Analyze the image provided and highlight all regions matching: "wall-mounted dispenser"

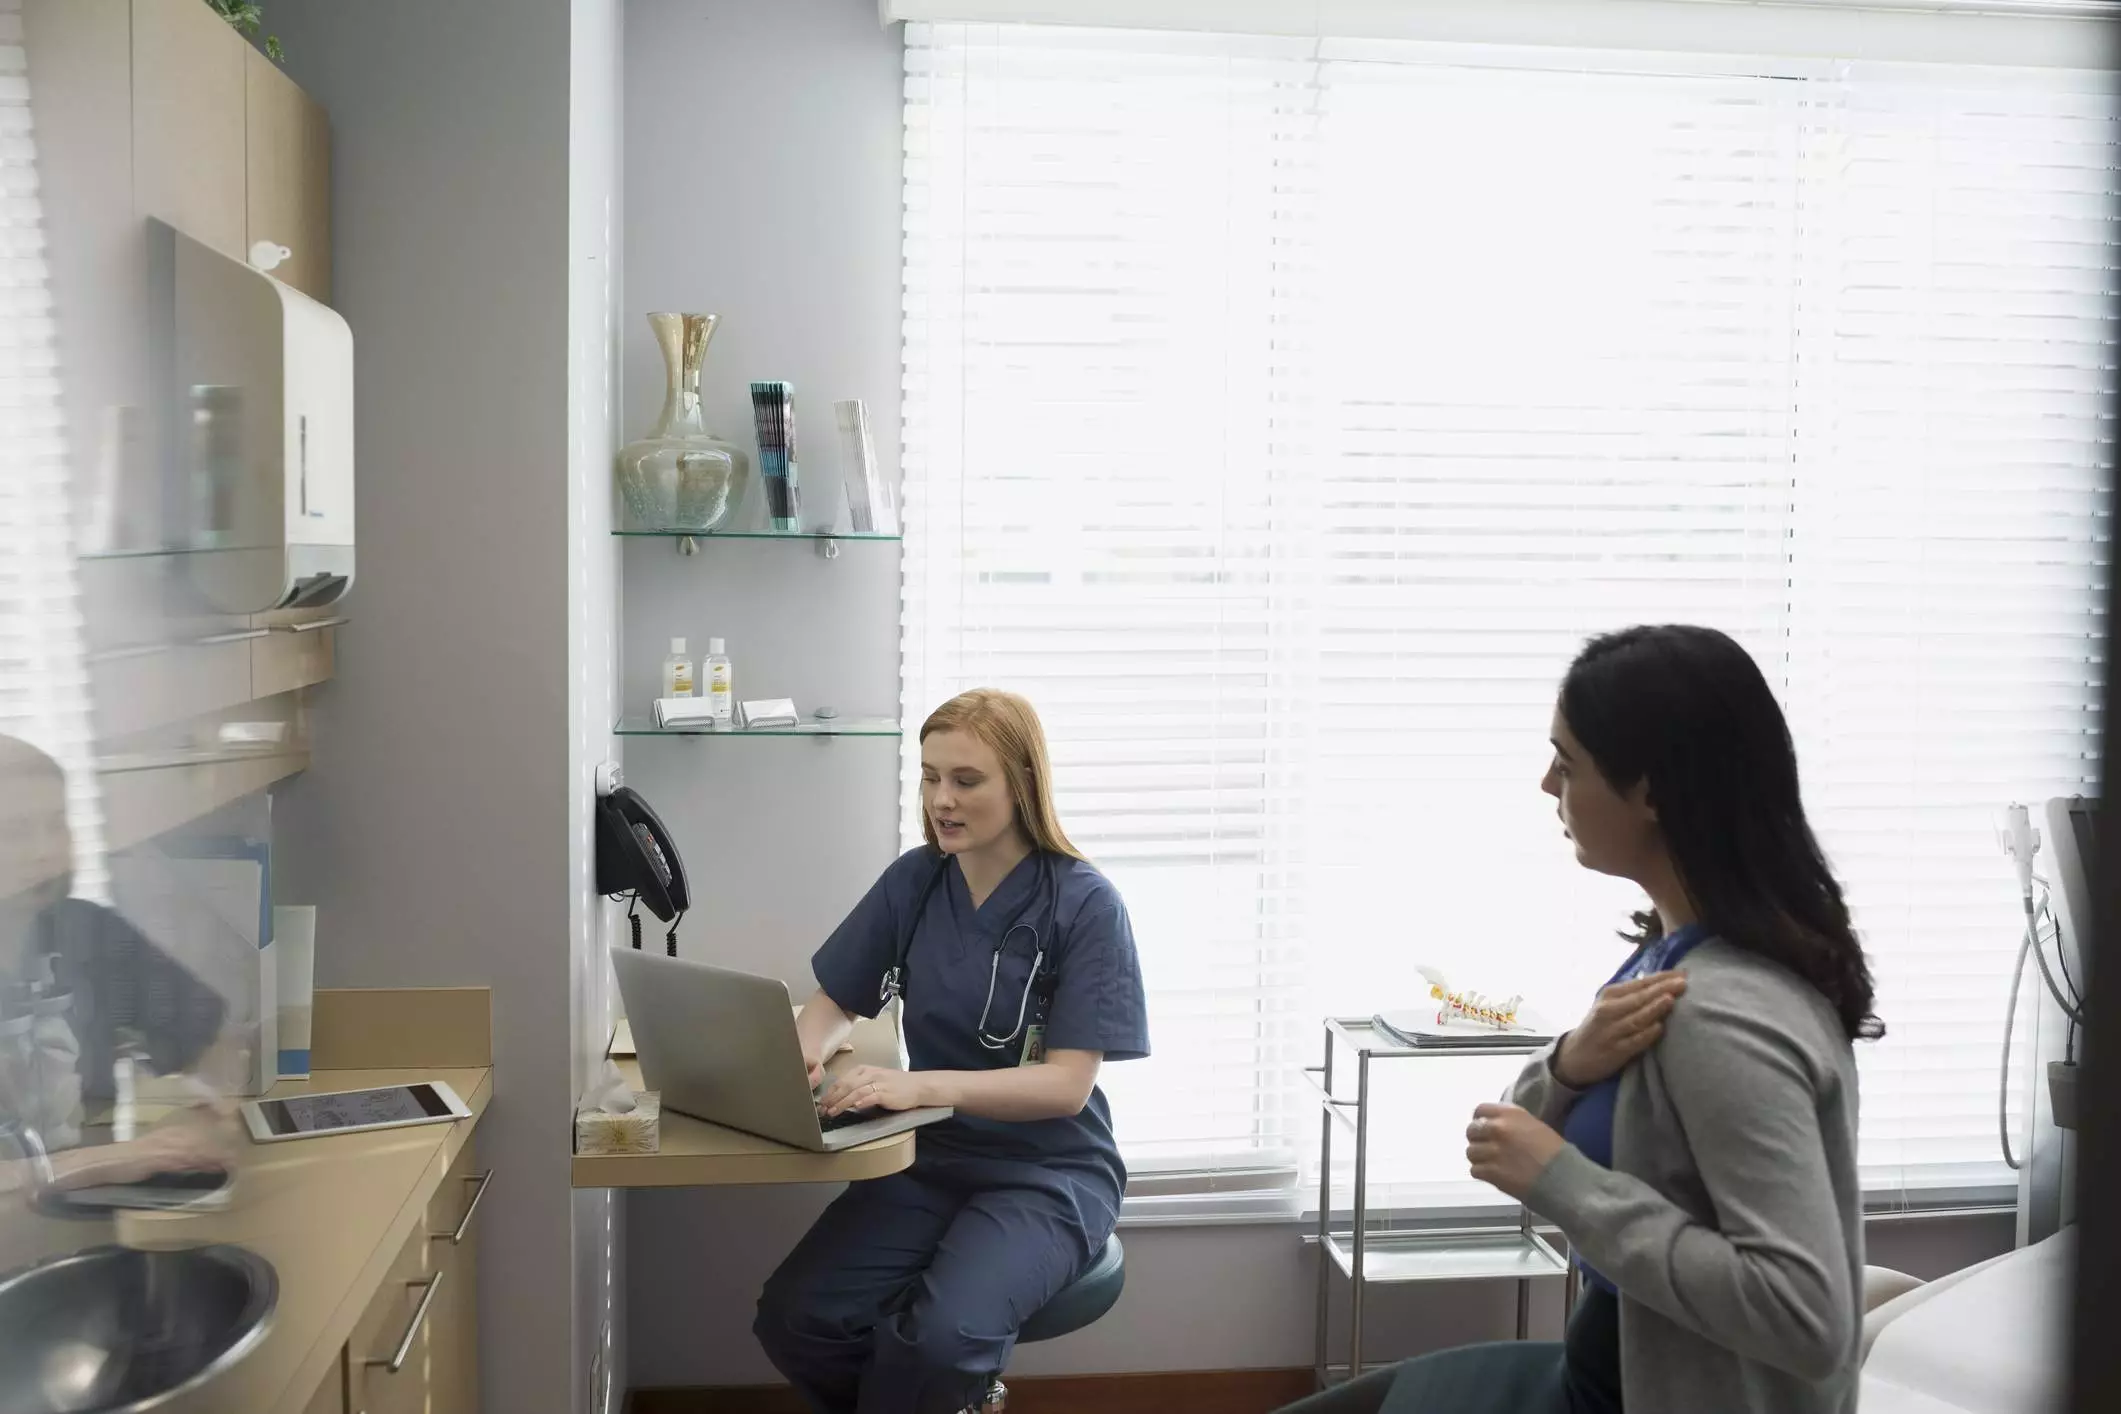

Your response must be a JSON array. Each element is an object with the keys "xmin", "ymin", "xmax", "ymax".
[{"xmin": 148, "ymin": 218, "xmax": 355, "ymax": 614}]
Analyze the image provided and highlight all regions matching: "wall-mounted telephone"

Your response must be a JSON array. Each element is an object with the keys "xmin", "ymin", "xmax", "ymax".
[{"xmin": 596, "ymin": 784, "xmax": 689, "ymax": 954}]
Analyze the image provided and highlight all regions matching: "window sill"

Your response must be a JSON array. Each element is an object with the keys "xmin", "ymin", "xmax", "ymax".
[{"xmin": 1119, "ymin": 1183, "xmax": 2017, "ymax": 1231}]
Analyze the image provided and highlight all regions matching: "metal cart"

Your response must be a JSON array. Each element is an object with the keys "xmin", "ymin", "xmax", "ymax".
[{"xmin": 1308, "ymin": 1016, "xmax": 1577, "ymax": 1389}]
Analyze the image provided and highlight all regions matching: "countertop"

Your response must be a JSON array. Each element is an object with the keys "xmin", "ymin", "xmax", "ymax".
[
  {"xmin": 140, "ymin": 1064, "xmax": 493, "ymax": 1414},
  {"xmin": 1, "ymin": 986, "xmax": 496, "ymax": 1414}
]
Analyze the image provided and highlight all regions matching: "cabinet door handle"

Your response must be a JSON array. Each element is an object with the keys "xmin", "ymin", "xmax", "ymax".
[
  {"xmin": 365, "ymin": 1270, "xmax": 444, "ymax": 1375},
  {"xmin": 432, "ymin": 1169, "xmax": 493, "ymax": 1246}
]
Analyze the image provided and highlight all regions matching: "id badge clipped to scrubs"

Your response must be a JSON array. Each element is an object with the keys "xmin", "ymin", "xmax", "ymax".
[{"xmin": 1019, "ymin": 971, "xmax": 1056, "ymax": 1066}]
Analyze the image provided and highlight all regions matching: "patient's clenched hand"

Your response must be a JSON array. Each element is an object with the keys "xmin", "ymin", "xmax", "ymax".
[{"xmin": 1465, "ymin": 1102, "xmax": 1565, "ymax": 1201}]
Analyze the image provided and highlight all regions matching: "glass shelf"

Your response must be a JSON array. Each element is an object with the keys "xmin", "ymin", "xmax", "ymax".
[
  {"xmin": 1325, "ymin": 1016, "xmax": 1553, "ymax": 1061},
  {"xmin": 95, "ymin": 742, "xmax": 306, "ymax": 775},
  {"xmin": 1321, "ymin": 1228, "xmax": 1568, "ymax": 1287},
  {"xmin": 613, "ymin": 528, "xmax": 900, "ymax": 542},
  {"xmin": 614, "ymin": 715, "xmax": 901, "ymax": 738},
  {"xmin": 77, "ymin": 544, "xmax": 232, "ymax": 561}
]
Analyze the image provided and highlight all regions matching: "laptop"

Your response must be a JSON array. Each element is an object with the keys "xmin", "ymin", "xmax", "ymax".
[{"xmin": 609, "ymin": 947, "xmax": 952, "ymax": 1153}]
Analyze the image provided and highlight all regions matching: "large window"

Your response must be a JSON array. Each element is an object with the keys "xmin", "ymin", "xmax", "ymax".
[
  {"xmin": 898, "ymin": 22, "xmax": 2114, "ymax": 1203},
  {"xmin": 1, "ymin": 0, "xmax": 104, "ymax": 898}
]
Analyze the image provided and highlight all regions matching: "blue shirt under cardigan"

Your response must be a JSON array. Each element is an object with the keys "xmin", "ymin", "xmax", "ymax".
[{"xmin": 1558, "ymin": 921, "xmax": 1711, "ymax": 1294}]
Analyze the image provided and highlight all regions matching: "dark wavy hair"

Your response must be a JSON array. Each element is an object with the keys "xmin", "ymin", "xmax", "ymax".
[{"xmin": 1560, "ymin": 625, "xmax": 1883, "ymax": 1042}]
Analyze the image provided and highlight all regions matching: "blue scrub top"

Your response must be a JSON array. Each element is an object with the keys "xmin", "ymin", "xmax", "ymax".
[
  {"xmin": 813, "ymin": 846, "xmax": 1151, "ymax": 1212},
  {"xmin": 1559, "ymin": 921, "xmax": 1710, "ymax": 1294}
]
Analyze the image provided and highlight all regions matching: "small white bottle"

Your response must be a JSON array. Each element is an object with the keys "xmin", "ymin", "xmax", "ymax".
[
  {"xmin": 662, "ymin": 637, "xmax": 695, "ymax": 698},
  {"xmin": 704, "ymin": 637, "xmax": 734, "ymax": 726}
]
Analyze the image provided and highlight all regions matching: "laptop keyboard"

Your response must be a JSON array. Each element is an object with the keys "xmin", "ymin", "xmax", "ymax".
[{"xmin": 818, "ymin": 1106, "xmax": 884, "ymax": 1133}]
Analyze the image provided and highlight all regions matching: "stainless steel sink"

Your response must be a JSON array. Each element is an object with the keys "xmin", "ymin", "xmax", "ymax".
[{"xmin": 0, "ymin": 1244, "xmax": 277, "ymax": 1413}]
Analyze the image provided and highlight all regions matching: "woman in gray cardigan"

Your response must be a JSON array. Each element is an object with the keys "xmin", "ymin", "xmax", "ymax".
[{"xmin": 1282, "ymin": 625, "xmax": 1880, "ymax": 1414}]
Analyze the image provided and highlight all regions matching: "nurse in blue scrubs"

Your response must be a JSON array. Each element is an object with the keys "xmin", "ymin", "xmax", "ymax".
[{"xmin": 754, "ymin": 689, "xmax": 1151, "ymax": 1414}]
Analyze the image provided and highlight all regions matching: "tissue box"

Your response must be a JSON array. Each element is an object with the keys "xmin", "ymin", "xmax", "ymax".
[{"xmin": 575, "ymin": 1091, "xmax": 661, "ymax": 1156}]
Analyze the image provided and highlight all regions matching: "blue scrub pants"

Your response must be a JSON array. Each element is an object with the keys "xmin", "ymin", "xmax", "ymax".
[{"xmin": 755, "ymin": 1153, "xmax": 1103, "ymax": 1414}]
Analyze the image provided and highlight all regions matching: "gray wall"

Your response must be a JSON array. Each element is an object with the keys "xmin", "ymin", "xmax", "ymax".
[
  {"xmin": 268, "ymin": 2, "xmax": 619, "ymax": 1410},
  {"xmin": 618, "ymin": 0, "xmax": 905, "ymax": 1386},
  {"xmin": 616, "ymin": 0, "xmax": 905, "ymax": 993},
  {"xmin": 617, "ymin": 0, "xmax": 2020, "ymax": 1391}
]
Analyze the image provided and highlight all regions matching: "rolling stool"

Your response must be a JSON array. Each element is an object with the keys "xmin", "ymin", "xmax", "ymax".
[{"xmin": 971, "ymin": 1234, "xmax": 1126, "ymax": 1413}]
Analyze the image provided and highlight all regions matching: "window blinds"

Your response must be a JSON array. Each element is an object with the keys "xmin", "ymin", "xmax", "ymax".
[
  {"xmin": 0, "ymin": 0, "xmax": 104, "ymax": 898},
  {"xmin": 899, "ymin": 22, "xmax": 2115, "ymax": 1195}
]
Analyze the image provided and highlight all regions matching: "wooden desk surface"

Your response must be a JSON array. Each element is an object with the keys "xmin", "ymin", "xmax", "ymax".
[{"xmin": 569, "ymin": 1057, "xmax": 916, "ymax": 1189}]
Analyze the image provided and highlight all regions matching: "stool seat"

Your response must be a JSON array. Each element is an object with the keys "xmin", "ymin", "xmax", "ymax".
[{"xmin": 1019, "ymin": 1235, "xmax": 1125, "ymax": 1344}]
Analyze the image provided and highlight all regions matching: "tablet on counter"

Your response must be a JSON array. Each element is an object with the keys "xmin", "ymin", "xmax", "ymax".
[{"xmin": 240, "ymin": 1080, "xmax": 470, "ymax": 1143}]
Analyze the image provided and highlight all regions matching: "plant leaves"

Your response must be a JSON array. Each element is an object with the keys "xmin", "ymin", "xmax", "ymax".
[{"xmin": 207, "ymin": 1, "xmax": 283, "ymax": 60}]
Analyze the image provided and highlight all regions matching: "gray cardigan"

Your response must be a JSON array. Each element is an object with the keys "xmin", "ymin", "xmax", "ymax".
[{"xmin": 1516, "ymin": 938, "xmax": 1865, "ymax": 1414}]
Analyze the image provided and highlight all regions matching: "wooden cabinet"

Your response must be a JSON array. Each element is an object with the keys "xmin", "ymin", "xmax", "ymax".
[
  {"xmin": 23, "ymin": 0, "xmax": 145, "ymax": 542},
  {"xmin": 245, "ymin": 43, "xmax": 332, "ymax": 302},
  {"xmin": 426, "ymin": 1140, "xmax": 488, "ymax": 1414},
  {"xmin": 346, "ymin": 1225, "xmax": 440, "ymax": 1414},
  {"xmin": 343, "ymin": 1140, "xmax": 486, "ymax": 1414},
  {"xmin": 130, "ymin": 0, "xmax": 246, "ymax": 259},
  {"xmin": 127, "ymin": 0, "xmax": 333, "ymax": 295},
  {"xmin": 24, "ymin": 0, "xmax": 339, "ymax": 849}
]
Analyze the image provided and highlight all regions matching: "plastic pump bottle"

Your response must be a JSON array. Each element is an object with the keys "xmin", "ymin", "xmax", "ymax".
[
  {"xmin": 704, "ymin": 638, "xmax": 734, "ymax": 726},
  {"xmin": 662, "ymin": 638, "xmax": 695, "ymax": 698}
]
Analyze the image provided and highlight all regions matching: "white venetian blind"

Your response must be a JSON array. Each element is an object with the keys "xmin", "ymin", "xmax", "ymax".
[
  {"xmin": 0, "ymin": 0, "xmax": 105, "ymax": 898},
  {"xmin": 901, "ymin": 26, "xmax": 1321, "ymax": 1173},
  {"xmin": 1784, "ymin": 66, "xmax": 2114, "ymax": 1191},
  {"xmin": 899, "ymin": 21, "xmax": 2115, "ymax": 1195}
]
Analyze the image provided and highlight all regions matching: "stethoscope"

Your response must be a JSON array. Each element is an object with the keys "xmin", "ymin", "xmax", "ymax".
[{"xmin": 879, "ymin": 850, "xmax": 1059, "ymax": 1051}]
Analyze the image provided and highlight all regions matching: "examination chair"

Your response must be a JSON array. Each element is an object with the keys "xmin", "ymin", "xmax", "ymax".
[
  {"xmin": 1857, "ymin": 1229, "xmax": 2073, "ymax": 1414},
  {"xmin": 970, "ymin": 1234, "xmax": 1127, "ymax": 1413}
]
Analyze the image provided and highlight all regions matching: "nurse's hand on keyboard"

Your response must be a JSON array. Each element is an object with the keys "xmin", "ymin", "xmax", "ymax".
[
  {"xmin": 818, "ymin": 1064, "xmax": 927, "ymax": 1117},
  {"xmin": 802, "ymin": 1039, "xmax": 857, "ymax": 1090}
]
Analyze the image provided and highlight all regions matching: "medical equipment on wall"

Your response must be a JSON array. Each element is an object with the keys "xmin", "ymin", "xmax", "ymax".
[
  {"xmin": 1995, "ymin": 799, "xmax": 2092, "ymax": 1245},
  {"xmin": 880, "ymin": 851, "xmax": 1059, "ymax": 1051},
  {"xmin": 150, "ymin": 219, "xmax": 356, "ymax": 614}
]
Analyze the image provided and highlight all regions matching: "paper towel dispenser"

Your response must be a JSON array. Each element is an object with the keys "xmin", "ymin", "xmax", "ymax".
[{"xmin": 148, "ymin": 219, "xmax": 355, "ymax": 613}]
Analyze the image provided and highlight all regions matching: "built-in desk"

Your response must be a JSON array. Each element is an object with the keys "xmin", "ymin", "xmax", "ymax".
[
  {"xmin": 569, "ymin": 1057, "xmax": 914, "ymax": 1188},
  {"xmin": 570, "ymin": 1012, "xmax": 917, "ymax": 1189}
]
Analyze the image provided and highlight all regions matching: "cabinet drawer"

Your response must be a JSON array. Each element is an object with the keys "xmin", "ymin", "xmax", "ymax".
[
  {"xmin": 299, "ymin": 1349, "xmax": 346, "ymax": 1414},
  {"xmin": 346, "ymin": 1225, "xmax": 439, "ymax": 1414},
  {"xmin": 425, "ymin": 1139, "xmax": 486, "ymax": 1414},
  {"xmin": 251, "ymin": 623, "xmax": 335, "ymax": 700}
]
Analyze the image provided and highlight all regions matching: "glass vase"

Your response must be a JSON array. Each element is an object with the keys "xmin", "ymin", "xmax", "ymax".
[{"xmin": 617, "ymin": 313, "xmax": 748, "ymax": 532}]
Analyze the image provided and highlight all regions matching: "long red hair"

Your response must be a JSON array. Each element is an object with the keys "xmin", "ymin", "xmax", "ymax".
[{"xmin": 918, "ymin": 690, "xmax": 1086, "ymax": 862}]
